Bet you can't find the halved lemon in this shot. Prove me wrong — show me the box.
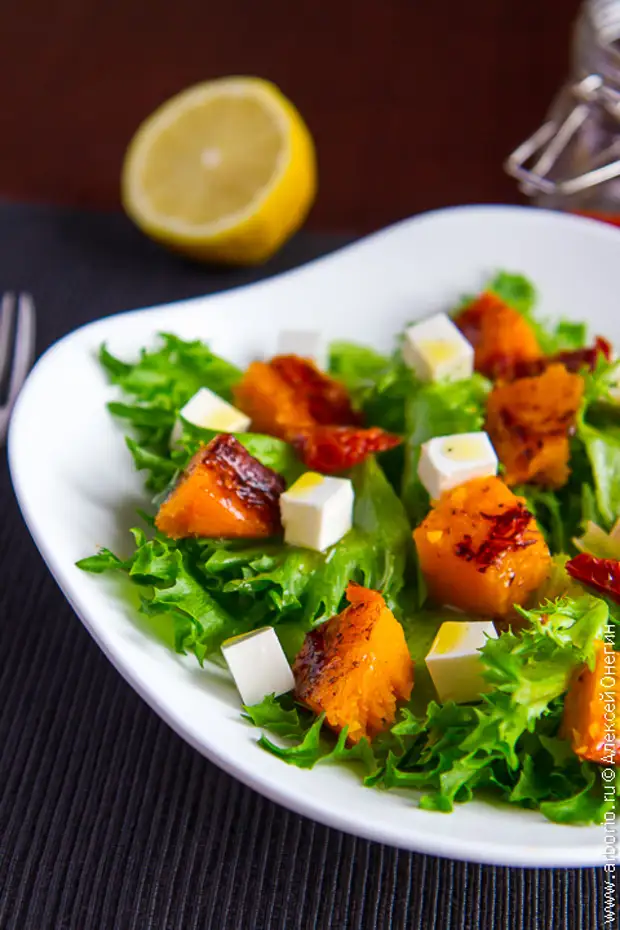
[122,77,317,265]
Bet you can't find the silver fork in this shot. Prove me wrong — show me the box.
[0,293,36,446]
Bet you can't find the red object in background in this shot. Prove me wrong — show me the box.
[566,553,620,603]
[574,212,620,229]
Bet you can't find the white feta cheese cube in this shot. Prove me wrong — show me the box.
[170,387,251,446]
[276,330,326,368]
[426,620,497,704]
[417,431,498,500]
[280,472,354,551]
[403,313,474,382]
[221,626,295,707]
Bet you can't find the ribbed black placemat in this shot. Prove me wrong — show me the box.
[0,202,604,930]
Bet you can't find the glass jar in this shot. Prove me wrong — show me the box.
[506,0,620,224]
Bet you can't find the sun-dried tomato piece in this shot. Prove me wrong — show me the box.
[156,434,285,539]
[293,425,402,473]
[566,552,620,603]
[270,354,361,426]
[508,337,612,379]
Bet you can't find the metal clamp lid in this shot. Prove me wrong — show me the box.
[505,74,620,196]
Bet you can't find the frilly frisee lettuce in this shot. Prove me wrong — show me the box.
[244,595,615,824]
[100,335,243,491]
[576,359,620,529]
[574,518,620,559]
[85,293,620,823]
[78,456,412,662]
[486,271,588,354]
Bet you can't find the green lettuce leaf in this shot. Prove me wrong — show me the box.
[100,335,243,488]
[573,519,620,559]
[245,698,377,773]
[197,455,412,629]
[374,596,611,822]
[488,271,587,354]
[78,455,411,657]
[241,694,307,739]
[578,421,620,529]
[125,438,180,493]
[79,533,240,662]
[533,554,586,603]
[328,341,414,433]
[100,334,241,407]
[488,271,536,315]
[328,341,392,406]
[515,485,566,553]
[401,374,491,522]
[576,360,620,528]
[246,597,613,823]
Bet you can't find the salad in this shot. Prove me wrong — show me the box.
[79,271,620,824]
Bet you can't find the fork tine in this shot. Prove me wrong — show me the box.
[0,292,16,387]
[7,293,36,405]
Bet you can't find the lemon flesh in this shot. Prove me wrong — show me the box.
[122,77,317,265]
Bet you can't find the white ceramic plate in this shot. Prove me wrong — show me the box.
[9,206,620,867]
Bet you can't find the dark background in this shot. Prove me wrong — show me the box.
[0,0,581,233]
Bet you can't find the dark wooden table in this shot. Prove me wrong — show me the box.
[0,0,580,232]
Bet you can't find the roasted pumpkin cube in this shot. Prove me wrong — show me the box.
[233,354,359,442]
[233,356,400,473]
[562,643,620,765]
[455,291,542,379]
[293,583,414,743]
[486,363,584,488]
[413,476,550,618]
[232,360,316,441]
[270,355,360,426]
[156,434,285,539]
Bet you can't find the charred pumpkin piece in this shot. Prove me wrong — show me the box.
[155,434,285,539]
[232,360,316,441]
[486,363,584,488]
[454,291,542,379]
[233,354,360,443]
[270,354,361,426]
[293,425,402,474]
[413,476,550,618]
[562,642,620,765]
[509,336,612,380]
[234,356,400,472]
[293,582,414,743]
